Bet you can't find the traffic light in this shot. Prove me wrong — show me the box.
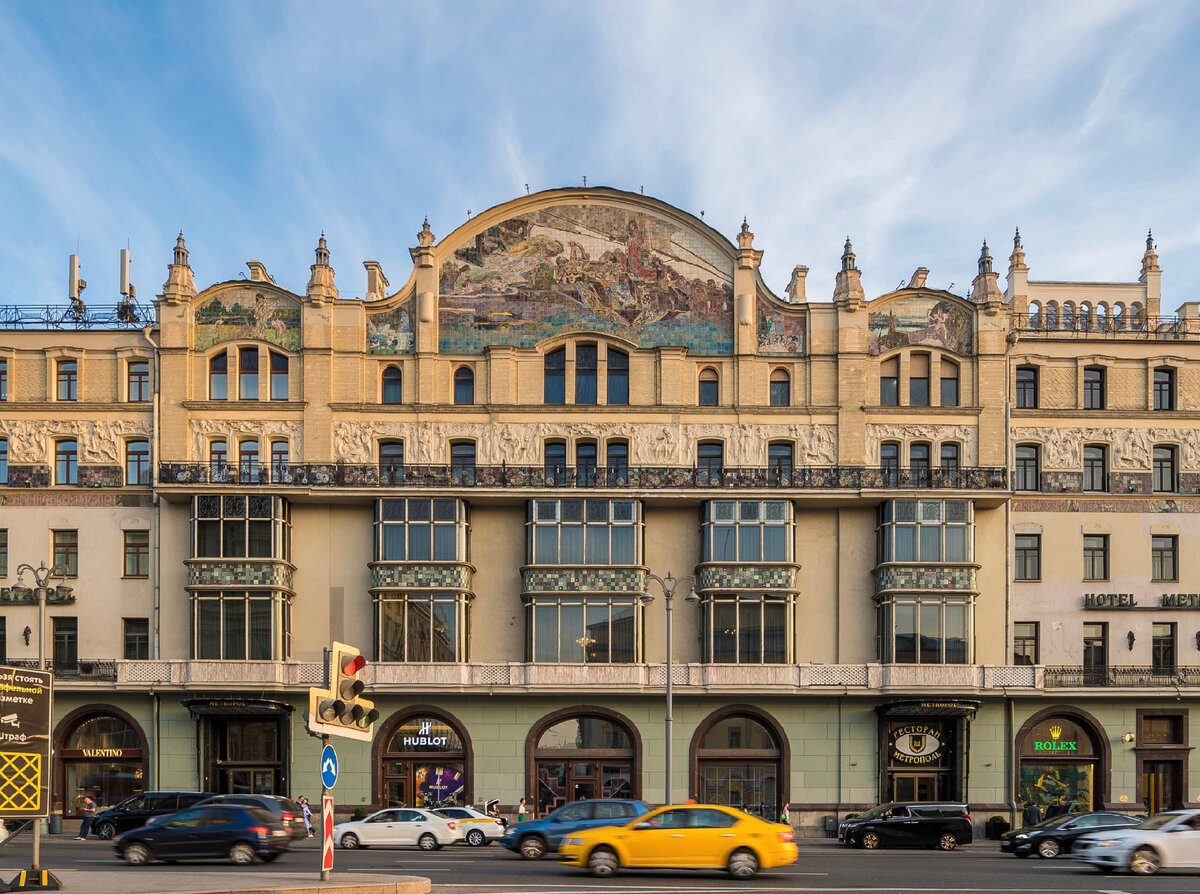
[306,642,379,741]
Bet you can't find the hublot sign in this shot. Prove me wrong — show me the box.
[1083,593,1200,610]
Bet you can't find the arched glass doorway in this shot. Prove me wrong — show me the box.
[380,712,469,809]
[533,714,636,817]
[58,712,146,819]
[695,713,782,820]
[1017,713,1104,815]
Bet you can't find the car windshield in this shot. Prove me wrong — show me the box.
[857,804,894,820]
[1026,814,1073,829]
[1137,813,1186,830]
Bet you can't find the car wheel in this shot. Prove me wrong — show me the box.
[95,822,116,841]
[466,829,486,847]
[1130,846,1161,875]
[727,848,760,880]
[340,833,360,850]
[1037,838,1060,859]
[230,842,256,865]
[861,831,881,849]
[519,836,547,859]
[123,842,150,866]
[938,833,958,851]
[418,833,439,851]
[588,845,619,878]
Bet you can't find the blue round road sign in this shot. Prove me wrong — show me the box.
[320,743,339,789]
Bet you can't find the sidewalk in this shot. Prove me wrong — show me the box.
[2,868,430,894]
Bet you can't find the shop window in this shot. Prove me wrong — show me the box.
[56,438,78,485]
[1152,623,1177,673]
[532,712,637,812]
[1153,446,1177,493]
[123,618,149,659]
[57,359,78,401]
[877,500,972,563]
[450,441,475,484]
[1014,445,1040,491]
[1013,622,1039,665]
[1018,714,1100,814]
[123,530,149,578]
[62,714,146,811]
[698,368,719,406]
[527,595,639,663]
[696,711,782,820]
[1140,714,1184,746]
[270,352,288,400]
[194,591,287,660]
[703,500,792,562]
[878,595,970,664]
[575,343,597,405]
[125,439,150,485]
[375,498,466,562]
[379,593,467,662]
[381,713,469,810]
[1083,534,1108,581]
[128,360,150,402]
[1015,534,1040,580]
[940,359,959,407]
[382,366,403,404]
[209,352,228,400]
[607,349,629,406]
[697,441,723,484]
[909,353,930,406]
[880,357,899,406]
[544,348,566,405]
[1152,535,1178,582]
[378,440,404,481]
[1016,366,1038,408]
[239,347,259,400]
[53,529,79,576]
[527,499,640,565]
[453,367,474,405]
[1083,445,1107,492]
[1083,367,1105,410]
[769,369,790,407]
[701,593,793,664]
[1154,367,1175,411]
[192,495,290,560]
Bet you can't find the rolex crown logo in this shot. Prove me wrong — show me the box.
[1050,725,1062,740]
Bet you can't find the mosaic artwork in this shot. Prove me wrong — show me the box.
[867,295,973,356]
[367,295,416,353]
[438,204,734,354]
[195,290,301,351]
[757,297,806,355]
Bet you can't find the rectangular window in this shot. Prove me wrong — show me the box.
[1083,445,1107,492]
[1016,367,1037,409]
[575,343,597,405]
[378,593,465,662]
[909,354,929,406]
[1015,534,1040,580]
[0,528,6,576]
[703,500,791,563]
[270,352,288,400]
[1083,367,1105,409]
[1152,535,1178,582]
[57,360,78,401]
[1154,368,1175,411]
[239,348,259,400]
[526,595,637,664]
[123,617,149,660]
[1013,622,1039,665]
[53,529,79,576]
[881,596,970,664]
[209,352,227,400]
[1083,622,1107,682]
[606,441,629,485]
[0,358,6,400]
[1152,623,1176,673]
[376,499,466,562]
[1015,445,1039,491]
[192,495,289,560]
[544,348,565,405]
[877,500,972,564]
[128,360,150,402]
[125,440,151,485]
[1083,534,1109,581]
[1153,446,1177,493]
[52,617,78,670]
[528,499,640,565]
[56,439,78,485]
[940,369,959,407]
[124,530,149,577]
[270,440,289,481]
[701,594,791,664]
[194,592,281,660]
[606,350,629,406]
[1,438,6,485]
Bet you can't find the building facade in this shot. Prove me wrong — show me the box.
[1,188,1197,834]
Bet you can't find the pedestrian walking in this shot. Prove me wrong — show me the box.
[76,794,96,840]
[517,797,527,823]
[300,796,314,837]
[1024,800,1042,826]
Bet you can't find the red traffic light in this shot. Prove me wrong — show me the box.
[342,654,367,676]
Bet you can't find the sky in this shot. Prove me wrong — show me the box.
[2,0,1199,311]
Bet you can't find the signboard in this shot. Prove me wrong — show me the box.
[322,794,334,872]
[0,665,52,819]
[1084,592,1200,610]
[887,722,946,767]
[320,743,339,789]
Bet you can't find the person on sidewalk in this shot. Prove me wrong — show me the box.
[76,794,96,840]
[300,796,314,837]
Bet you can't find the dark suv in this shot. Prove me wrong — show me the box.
[197,794,307,841]
[839,802,973,850]
[91,791,212,840]
[499,799,650,859]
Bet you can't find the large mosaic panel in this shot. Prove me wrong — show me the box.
[756,298,806,356]
[438,204,734,354]
[366,294,416,354]
[867,294,973,356]
[195,290,301,351]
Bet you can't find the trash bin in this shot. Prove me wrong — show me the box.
[48,814,63,835]
[985,816,1010,839]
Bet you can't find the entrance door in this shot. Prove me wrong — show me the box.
[1142,760,1184,813]
[892,773,940,802]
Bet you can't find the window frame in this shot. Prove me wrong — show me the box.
[125,439,151,486]
[269,351,289,401]
[1083,533,1109,581]
[453,366,474,405]
[1153,445,1177,493]
[1152,535,1178,582]
[209,352,228,400]
[123,530,149,578]
[939,359,959,407]
[1083,366,1105,410]
[239,346,259,400]
[127,360,150,402]
[53,529,79,577]
[123,617,150,660]
[1082,445,1107,492]
[544,347,566,405]
[55,438,79,485]
[1015,366,1038,409]
[698,368,719,407]
[769,369,790,407]
[1153,367,1175,411]
[1015,534,1041,581]
[575,343,597,406]
[381,365,403,404]
[56,359,78,401]
[606,348,629,406]
[1014,444,1040,491]
[1013,621,1039,665]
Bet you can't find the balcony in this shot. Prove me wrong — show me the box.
[157,462,1007,492]
[1045,665,1200,688]
[1012,312,1197,341]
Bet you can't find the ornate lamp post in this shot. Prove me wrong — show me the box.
[640,571,698,805]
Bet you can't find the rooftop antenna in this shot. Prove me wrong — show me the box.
[640,186,644,195]
[582,175,587,187]
[700,211,705,219]
[68,253,87,321]
[118,247,139,322]
[525,183,529,195]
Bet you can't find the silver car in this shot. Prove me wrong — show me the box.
[1074,809,1200,875]
[333,807,463,850]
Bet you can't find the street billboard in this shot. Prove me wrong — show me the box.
[0,665,52,819]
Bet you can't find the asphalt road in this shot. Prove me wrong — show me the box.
[4,834,1200,894]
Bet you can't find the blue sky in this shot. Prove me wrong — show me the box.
[2,1,1199,310]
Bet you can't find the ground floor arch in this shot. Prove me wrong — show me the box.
[526,706,642,816]
[374,706,473,809]
[690,705,788,820]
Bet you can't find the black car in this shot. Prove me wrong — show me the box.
[196,794,307,841]
[114,804,289,865]
[839,802,973,850]
[91,791,212,840]
[1000,811,1143,858]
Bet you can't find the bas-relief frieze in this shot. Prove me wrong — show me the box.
[332,421,838,467]
[189,420,302,461]
[866,424,976,465]
[0,420,151,462]
[1013,427,1200,471]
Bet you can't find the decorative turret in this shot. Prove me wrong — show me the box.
[1139,228,1161,314]
[161,232,196,305]
[971,240,1003,310]
[736,217,763,270]
[1008,228,1026,274]
[306,233,338,306]
[1140,229,1160,280]
[410,217,436,266]
[1004,227,1029,309]
[833,237,865,309]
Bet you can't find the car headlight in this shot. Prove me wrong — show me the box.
[1092,839,1119,848]
[561,837,583,846]
[1014,833,1027,840]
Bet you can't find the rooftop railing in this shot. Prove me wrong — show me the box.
[0,302,153,330]
[1012,313,1197,340]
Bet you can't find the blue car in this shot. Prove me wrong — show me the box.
[114,804,290,865]
[500,799,649,859]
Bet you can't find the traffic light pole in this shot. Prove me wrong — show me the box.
[320,733,331,882]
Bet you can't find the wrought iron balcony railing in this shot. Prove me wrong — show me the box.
[0,658,116,680]
[1012,312,1197,340]
[0,302,153,330]
[1044,665,1200,687]
[157,463,1007,491]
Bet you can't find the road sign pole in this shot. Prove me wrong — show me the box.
[320,734,333,881]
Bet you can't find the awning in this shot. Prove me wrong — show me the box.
[182,697,295,718]
[875,699,980,719]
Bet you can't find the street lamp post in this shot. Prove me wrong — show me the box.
[640,571,697,805]
[13,560,70,877]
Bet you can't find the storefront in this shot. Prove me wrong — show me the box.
[183,697,293,795]
[692,707,786,819]
[877,700,977,803]
[527,707,640,816]
[376,709,470,809]
[1016,707,1107,814]
[56,708,148,817]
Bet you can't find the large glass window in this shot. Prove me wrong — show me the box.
[1083,534,1108,581]
[128,360,150,402]
[1153,446,1177,493]
[53,529,79,576]
[528,499,640,565]
[382,366,402,404]
[239,347,259,400]
[702,594,792,664]
[193,495,290,560]
[56,439,78,485]
[877,500,973,563]
[57,359,78,401]
[1016,366,1038,408]
[544,348,565,405]
[453,367,474,405]
[1014,622,1039,665]
[703,500,792,562]
[270,352,288,400]
[1015,444,1040,491]
[194,592,284,660]
[1083,367,1105,409]
[125,440,150,485]
[124,530,149,577]
[769,369,790,407]
[1083,445,1107,492]
[209,352,227,400]
[698,368,719,406]
[879,595,970,664]
[1152,535,1178,582]
[527,595,639,663]
[940,359,959,407]
[379,594,466,662]
[375,499,467,562]
[607,349,629,405]
[1154,367,1175,411]
[1015,534,1040,580]
[575,343,597,405]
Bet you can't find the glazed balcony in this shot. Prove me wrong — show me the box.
[157,462,1007,492]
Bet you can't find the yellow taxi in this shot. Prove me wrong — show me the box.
[558,803,798,880]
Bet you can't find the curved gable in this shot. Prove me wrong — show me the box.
[437,195,735,355]
[867,291,974,357]
[195,283,301,351]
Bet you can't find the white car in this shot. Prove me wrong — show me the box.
[434,806,507,846]
[1074,809,1200,875]
[333,807,462,850]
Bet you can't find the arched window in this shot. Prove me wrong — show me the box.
[694,709,786,820]
[60,711,147,813]
[909,353,930,406]
[270,439,289,482]
[530,711,639,811]
[575,343,597,405]
[940,358,959,407]
[269,351,288,400]
[55,438,78,485]
[209,352,228,400]
[698,368,719,406]
[238,439,260,482]
[544,440,567,486]
[607,349,629,406]
[605,440,629,485]
[209,440,228,480]
[697,441,723,485]
[451,441,476,485]
[768,442,793,482]
[769,369,790,407]
[379,440,404,480]
[909,443,931,486]
[939,443,960,481]
[1062,302,1076,329]
[544,348,566,405]
[576,441,598,487]
[125,440,150,486]
[453,367,474,405]
[880,442,900,486]
[1045,303,1059,329]
[382,366,403,404]
[1028,301,1041,329]
[379,710,471,809]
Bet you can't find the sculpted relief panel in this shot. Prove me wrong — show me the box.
[866,424,977,466]
[190,420,302,461]
[1014,427,1200,471]
[0,420,152,463]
